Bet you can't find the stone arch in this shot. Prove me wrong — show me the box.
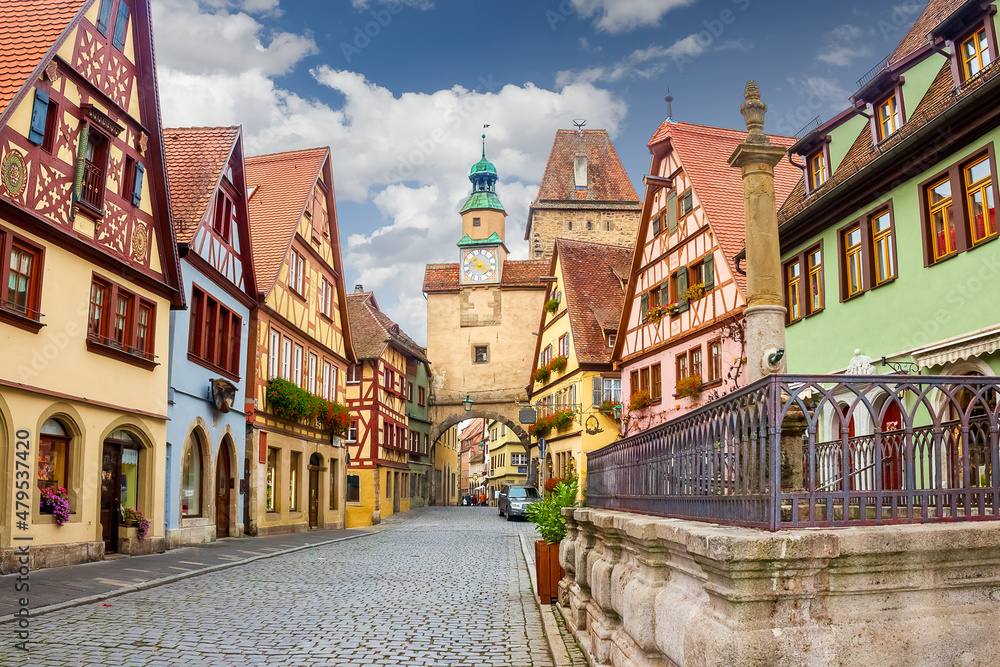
[98,417,157,522]
[216,432,240,537]
[37,402,86,517]
[429,409,530,450]
[179,419,213,521]
[0,393,11,533]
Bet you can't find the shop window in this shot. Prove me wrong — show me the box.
[38,419,71,509]
[181,435,203,518]
[330,461,339,510]
[289,451,301,512]
[266,447,278,512]
[347,474,360,503]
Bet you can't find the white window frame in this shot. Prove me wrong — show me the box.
[294,345,303,386]
[281,338,292,380]
[308,353,317,395]
[269,329,280,379]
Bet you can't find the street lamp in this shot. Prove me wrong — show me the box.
[463,394,474,412]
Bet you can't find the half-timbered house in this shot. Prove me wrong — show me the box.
[0,0,183,571]
[163,126,256,547]
[344,289,429,527]
[245,147,354,536]
[612,122,799,431]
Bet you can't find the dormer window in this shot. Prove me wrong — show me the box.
[808,150,827,190]
[876,92,901,141]
[961,27,990,80]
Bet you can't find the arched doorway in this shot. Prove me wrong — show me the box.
[216,444,232,538]
[101,429,142,554]
[308,452,322,529]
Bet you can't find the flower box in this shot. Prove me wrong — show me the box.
[549,356,568,372]
[676,375,703,399]
[629,389,652,411]
[534,367,551,383]
[683,283,705,301]
[545,298,560,314]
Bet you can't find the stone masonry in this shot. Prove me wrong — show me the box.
[528,209,640,264]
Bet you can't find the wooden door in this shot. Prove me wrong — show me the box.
[216,447,231,538]
[100,443,120,553]
[308,468,319,528]
[243,457,251,536]
[393,472,400,513]
[881,403,903,491]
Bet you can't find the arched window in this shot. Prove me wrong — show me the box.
[181,435,203,517]
[39,419,71,507]
[587,221,592,230]
[108,429,141,511]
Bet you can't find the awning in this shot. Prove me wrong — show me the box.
[911,324,1000,369]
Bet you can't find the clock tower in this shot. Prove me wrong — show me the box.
[458,135,507,285]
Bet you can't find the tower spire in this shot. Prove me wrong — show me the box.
[665,89,675,123]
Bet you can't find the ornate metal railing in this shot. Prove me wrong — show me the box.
[856,54,892,90]
[586,374,1000,530]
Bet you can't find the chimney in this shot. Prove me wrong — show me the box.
[354,284,364,293]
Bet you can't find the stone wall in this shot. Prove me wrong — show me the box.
[528,208,641,262]
[559,507,1000,667]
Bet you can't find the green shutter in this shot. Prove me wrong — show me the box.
[703,254,715,290]
[640,292,649,322]
[652,215,660,236]
[667,191,677,234]
[678,270,689,312]
[682,190,694,216]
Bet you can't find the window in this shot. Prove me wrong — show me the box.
[87,275,156,363]
[689,348,702,379]
[181,436,203,517]
[809,150,827,190]
[603,377,621,403]
[293,346,303,386]
[323,362,334,400]
[927,177,956,261]
[639,367,650,394]
[568,221,573,231]
[289,249,305,295]
[38,419,70,505]
[474,345,488,363]
[557,333,568,358]
[876,93,901,141]
[708,339,722,383]
[650,363,662,401]
[308,353,317,394]
[5,239,42,320]
[807,248,823,312]
[187,285,242,376]
[961,27,990,81]
[80,130,109,212]
[346,475,360,503]
[785,260,801,323]
[512,453,528,466]
[348,364,361,383]
[639,292,649,323]
[281,338,291,380]
[41,99,59,154]
[320,278,334,319]
[473,217,481,227]
[266,447,278,512]
[630,369,639,396]
[289,451,301,512]
[680,189,694,217]
[676,353,688,381]
[406,381,413,402]
[652,215,661,236]
[871,210,895,285]
[112,0,130,51]
[329,461,339,511]
[418,386,426,406]
[586,221,592,230]
[607,333,615,348]
[843,225,864,298]
[213,192,233,243]
[965,155,996,245]
[96,0,113,35]
[347,420,358,443]
[386,470,392,499]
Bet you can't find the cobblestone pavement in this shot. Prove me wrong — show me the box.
[2,507,553,667]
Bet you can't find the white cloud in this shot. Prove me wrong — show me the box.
[816,24,872,67]
[569,0,697,34]
[152,0,628,343]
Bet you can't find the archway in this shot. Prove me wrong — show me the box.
[216,437,235,538]
[429,409,530,451]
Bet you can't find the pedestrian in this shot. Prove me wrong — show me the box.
[479,492,486,506]
[465,493,471,507]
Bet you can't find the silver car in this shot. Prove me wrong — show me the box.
[498,485,541,521]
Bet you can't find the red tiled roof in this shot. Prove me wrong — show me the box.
[346,292,427,362]
[0,0,86,118]
[245,147,329,294]
[648,122,800,292]
[532,130,640,206]
[889,0,963,65]
[422,259,549,293]
[163,127,239,244]
[556,238,632,365]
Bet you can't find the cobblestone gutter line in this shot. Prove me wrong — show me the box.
[519,533,577,667]
[0,532,374,625]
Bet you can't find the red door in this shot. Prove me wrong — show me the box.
[881,403,903,491]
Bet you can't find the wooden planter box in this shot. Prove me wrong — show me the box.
[534,540,564,604]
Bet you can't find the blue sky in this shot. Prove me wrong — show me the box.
[152,0,923,344]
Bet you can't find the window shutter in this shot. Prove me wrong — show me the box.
[678,270,689,312]
[96,0,113,35]
[640,292,649,323]
[683,190,694,215]
[667,191,677,233]
[131,162,144,205]
[593,376,603,406]
[112,1,130,50]
[703,254,715,289]
[28,90,49,145]
[652,215,660,236]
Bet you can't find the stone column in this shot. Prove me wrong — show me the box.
[728,81,789,382]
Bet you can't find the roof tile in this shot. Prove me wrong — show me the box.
[346,292,427,362]
[532,130,640,205]
[422,259,549,292]
[163,127,239,244]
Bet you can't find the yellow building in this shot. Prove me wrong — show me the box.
[486,418,529,498]
[527,239,632,494]
[432,424,459,506]
[0,1,184,570]
[345,290,429,527]
[245,148,354,536]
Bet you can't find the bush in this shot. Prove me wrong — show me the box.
[544,477,563,493]
[526,475,579,544]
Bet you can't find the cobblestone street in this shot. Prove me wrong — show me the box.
[3,508,554,667]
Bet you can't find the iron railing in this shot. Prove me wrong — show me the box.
[80,160,105,210]
[856,54,892,90]
[586,374,1000,530]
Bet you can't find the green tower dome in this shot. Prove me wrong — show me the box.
[461,134,504,214]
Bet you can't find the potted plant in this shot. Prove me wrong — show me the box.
[628,389,652,411]
[549,356,568,372]
[683,283,705,301]
[318,400,351,437]
[529,414,554,437]
[646,305,668,323]
[121,507,150,541]
[534,366,551,383]
[39,487,70,526]
[665,301,680,316]
[676,375,703,399]
[552,409,575,430]
[545,298,560,314]
[598,399,620,418]
[526,475,579,604]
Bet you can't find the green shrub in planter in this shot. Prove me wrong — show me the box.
[549,356,568,372]
[526,475,579,544]
[545,298,560,314]
[534,366,551,383]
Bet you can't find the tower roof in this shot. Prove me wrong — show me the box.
[462,134,504,213]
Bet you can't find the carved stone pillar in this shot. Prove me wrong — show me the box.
[728,81,789,382]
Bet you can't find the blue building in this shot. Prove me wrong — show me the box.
[163,127,257,547]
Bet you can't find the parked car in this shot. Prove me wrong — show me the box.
[498,485,541,521]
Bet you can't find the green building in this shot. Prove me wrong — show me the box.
[406,355,433,507]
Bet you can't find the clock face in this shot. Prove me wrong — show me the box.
[463,248,498,282]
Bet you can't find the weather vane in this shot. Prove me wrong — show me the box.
[572,118,587,130]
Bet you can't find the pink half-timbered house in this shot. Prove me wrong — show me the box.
[612,122,800,431]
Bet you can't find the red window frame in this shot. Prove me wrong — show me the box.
[1,231,45,328]
[213,191,234,243]
[187,284,242,378]
[87,274,156,368]
[418,386,426,407]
